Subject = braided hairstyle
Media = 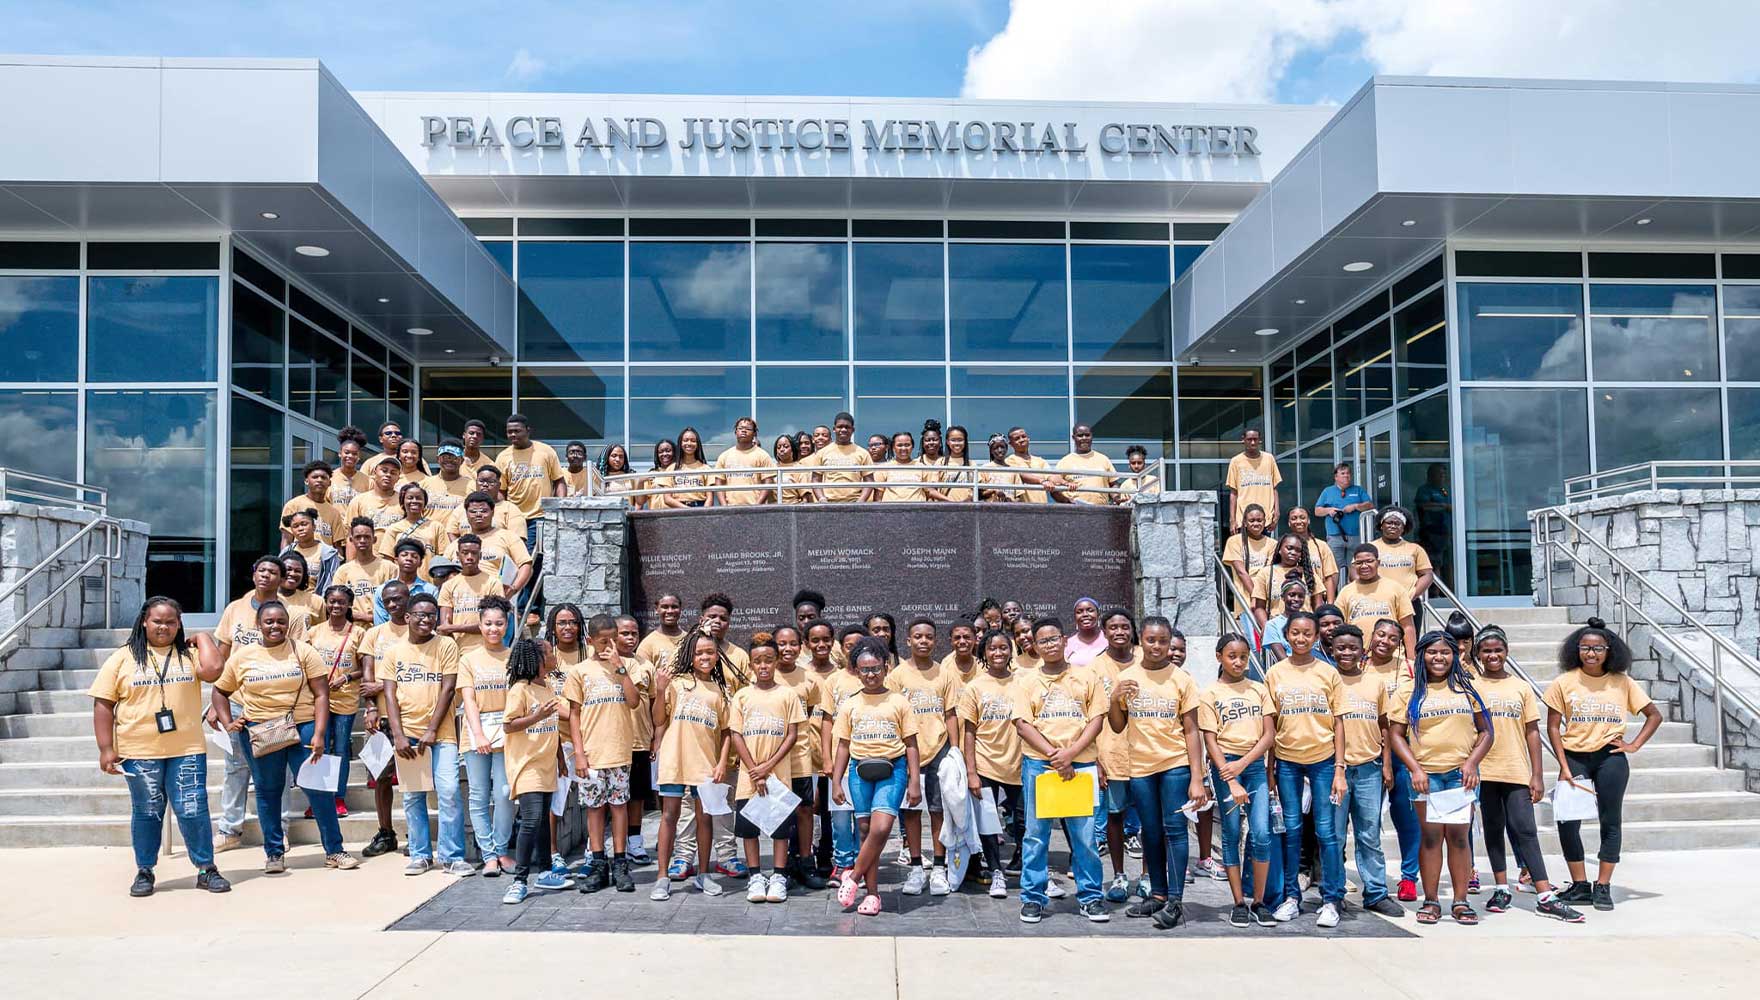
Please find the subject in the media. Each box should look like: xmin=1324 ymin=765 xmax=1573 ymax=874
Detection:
xmin=507 ymin=635 xmax=546 ymax=685
xmin=673 ymin=629 xmax=728 ymax=698
xmin=1273 ymin=532 xmax=1316 ymax=607
xmin=1405 ymin=630 xmax=1492 ymax=749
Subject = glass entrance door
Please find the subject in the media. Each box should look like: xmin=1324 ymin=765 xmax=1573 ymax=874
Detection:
xmin=1335 ymin=414 xmax=1398 ymax=540
xmin=288 ymin=421 xmax=329 ymax=498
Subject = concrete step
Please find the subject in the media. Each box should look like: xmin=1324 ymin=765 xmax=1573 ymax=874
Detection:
xmin=57 ymin=647 xmax=112 ymax=671
xmin=78 ymin=628 xmax=132 ymax=649
xmin=1374 ymin=818 xmax=1760 ymax=855
xmin=1623 ymin=765 xmax=1749 ymax=793
xmin=1534 ymin=790 xmax=1760 ymax=824
xmin=0 ymin=760 xmax=386 ymax=791
xmin=1616 ymin=742 xmax=1718 ymax=767
xmin=1492 ymin=623 xmax=1580 ymax=642
xmin=14 ymin=689 xmax=103 ymax=714
xmin=0 ymin=813 xmax=410 ymax=849
xmin=0 ymin=713 xmax=102 ymax=738
xmin=36 ymin=669 xmax=99 ymax=691
xmin=0 ymin=737 xmax=93 ymax=763
xmin=1463 ymin=606 xmax=1573 ymax=626
xmin=0 ymin=783 xmax=390 ymax=816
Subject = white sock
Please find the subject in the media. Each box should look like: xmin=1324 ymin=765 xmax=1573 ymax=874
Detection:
xmin=1539 ymin=889 xmax=1556 ymax=903
xmin=628 ymin=834 xmax=645 ymax=850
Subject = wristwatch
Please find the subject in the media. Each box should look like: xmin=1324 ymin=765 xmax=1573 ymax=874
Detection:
xmin=615 ymin=665 xmax=628 ymax=676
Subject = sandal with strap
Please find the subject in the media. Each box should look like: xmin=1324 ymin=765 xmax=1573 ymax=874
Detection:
xmin=1451 ymin=901 xmax=1480 ymax=925
xmin=1416 ymin=901 xmax=1442 ymax=924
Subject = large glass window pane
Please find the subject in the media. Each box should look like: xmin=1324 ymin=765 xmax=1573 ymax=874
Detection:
xmin=950 ymin=243 xmax=1067 ymax=361
xmin=288 ymin=320 xmax=341 ymax=420
xmin=629 ymin=242 xmax=750 ymax=362
xmin=1076 ymin=365 xmax=1171 ymax=461
xmin=230 ymin=284 xmax=283 ymax=402
xmin=1271 ymin=376 xmax=1296 ymax=452
xmin=755 ymin=242 xmax=846 ymax=361
xmin=420 ymin=367 xmax=511 ymax=446
xmin=1462 ymin=388 xmax=1588 ymax=597
xmin=0 ymin=390 xmax=76 ymax=484
xmin=227 ymin=392 xmax=283 ymax=600
xmin=1298 ymin=441 xmax=1336 ymax=523
xmin=1178 ymin=366 xmax=1261 ymax=459
xmin=1395 ymin=288 xmax=1447 ymax=399
xmin=950 ymin=366 xmax=1065 ymax=453
xmin=517 ymin=241 xmax=624 ymax=362
xmin=854 ymin=243 xmax=943 ymax=361
xmin=87 ymin=277 xmax=217 ymax=382
xmin=1334 ymin=320 xmax=1393 ymax=425
xmin=86 ymin=389 xmax=218 ymax=611
xmin=1397 ymin=393 xmax=1454 ymax=590
xmin=388 ymin=380 xmax=412 ymax=444
xmin=1724 ymin=286 xmax=1760 ymax=381
xmin=0 ymin=276 xmax=78 ymax=382
xmin=1589 ymin=284 xmax=1717 ymax=382
xmin=1594 ymin=387 xmax=1721 ymax=470
xmin=1296 ymin=358 xmax=1334 ymax=442
xmin=308 ymin=326 xmax=349 ymax=428
xmin=1727 ymin=389 xmax=1760 ymax=461
xmin=348 ymin=355 xmax=385 ymax=431
xmin=1458 ymin=283 xmax=1584 ymax=381
xmin=855 ymin=366 xmax=943 ymax=441
xmin=1071 ymin=244 xmax=1170 ymax=362
xmin=1173 ymin=244 xmax=1205 ymax=278
xmin=756 ymin=366 xmax=848 ymax=441
xmin=482 ymin=240 xmax=513 ymax=277
xmin=629 ymin=365 xmax=749 ymax=459
xmin=515 ymin=367 xmax=625 ymax=452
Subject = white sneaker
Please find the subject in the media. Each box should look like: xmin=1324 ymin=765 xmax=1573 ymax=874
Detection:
xmin=766 ymin=872 xmax=789 ymax=903
xmin=896 ymin=846 xmax=913 ymax=867
xmin=928 ymin=866 xmax=951 ymax=896
xmin=403 ymin=858 xmax=432 ymax=876
xmin=746 ymin=874 xmax=768 ymax=903
xmin=1274 ymin=898 xmax=1301 ymax=922
xmin=901 ymin=866 xmax=929 ymax=895
xmin=649 ymin=879 xmax=672 ymax=901
xmin=1316 ymin=902 xmax=1340 ymax=928
xmin=693 ymin=874 xmax=724 ymax=897
xmin=1047 ymin=879 xmax=1068 ymax=899
xmin=445 ymin=860 xmax=477 ymax=876
xmin=988 ymin=871 xmax=1008 ymax=898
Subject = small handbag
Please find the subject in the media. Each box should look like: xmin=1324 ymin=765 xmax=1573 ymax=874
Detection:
xmin=247 ymin=713 xmax=301 ymax=758
xmin=855 ymin=757 xmax=895 ymax=783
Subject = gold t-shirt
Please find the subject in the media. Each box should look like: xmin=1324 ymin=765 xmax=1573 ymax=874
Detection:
xmin=833 ymin=690 xmax=918 ymax=761
xmin=1055 ymin=450 xmax=1117 ymax=506
xmin=565 ymin=659 xmax=635 ymax=769
xmin=729 ymin=683 xmax=807 ymax=797
xmin=940 ymin=652 xmax=980 ymax=684
xmin=873 ymin=461 xmax=930 ymax=503
xmin=1116 ymin=661 xmax=1202 ymax=779
xmin=386 ymin=637 xmax=460 ymax=744
xmin=1225 ymin=452 xmax=1282 ymax=526
xmin=667 ymin=459 xmax=713 ymax=506
xmin=1015 ymin=667 xmax=1105 ymax=763
xmin=279 ymin=587 xmax=324 ymax=628
xmin=375 ymin=516 xmax=446 ymax=579
xmin=360 ymin=621 xmax=408 ymax=672
xmin=563 ymin=466 xmax=597 ymax=498
xmin=345 ymin=491 xmax=404 ymax=540
xmin=419 ymin=474 xmax=475 ymax=521
xmin=443 ymin=527 xmax=532 ymax=591
xmin=977 ymin=461 xmax=1020 ymax=501
xmin=1004 ymin=453 xmax=1054 ymax=504
xmin=497 ymin=441 xmax=564 ymax=518
xmin=1198 ymin=679 xmax=1273 ymax=758
xmin=956 ymin=672 xmax=1023 ymax=783
xmin=1222 ymin=533 xmax=1277 ymax=613
xmin=217 ymin=641 xmax=325 ymax=722
xmin=1542 ymin=669 xmax=1652 ymax=754
xmin=280 ymin=495 xmax=345 ymax=548
xmin=1476 ymin=673 xmax=1540 ymax=785
xmin=327 ymin=469 xmax=369 ymax=508
xmin=438 ymin=571 xmax=506 ymax=654
xmin=884 ymin=662 xmax=962 ymax=759
xmin=1251 ymin=564 xmax=1318 ymax=613
xmin=214 ymin=595 xmax=309 ymax=650
xmin=457 ymin=646 xmax=511 ymax=716
xmin=1084 ymin=654 xmax=1134 ymax=779
xmin=1372 ymin=538 xmax=1433 ymax=595
xmin=656 ymin=677 xmax=728 ymax=786
xmin=1335 ymin=669 xmax=1389 ymax=766
xmin=504 ymin=680 xmax=561 ymax=796
xmin=820 ymin=669 xmax=868 ymax=719
xmin=1265 ymin=658 xmax=1347 ymax=766
xmin=1407 ymin=680 xmax=1479 ymax=774
xmin=88 ymin=644 xmax=206 ymax=760
xmin=333 ymin=558 xmax=394 ymax=621
xmin=446 ymin=502 xmax=527 ymax=548
xmin=713 ymin=446 xmax=777 ymax=506
xmin=776 ymin=460 xmax=814 ymax=505
xmin=627 ymin=656 xmax=657 ymax=753
xmin=779 ymin=668 xmax=826 ymax=776
xmin=1336 ymin=576 xmax=1416 ymax=637
xmin=304 ymin=621 xmax=364 ymax=716
xmin=804 ymin=443 xmax=871 ymax=503
xmin=1303 ymin=536 xmax=1339 ymax=585
xmin=636 ymin=629 xmax=687 ymax=670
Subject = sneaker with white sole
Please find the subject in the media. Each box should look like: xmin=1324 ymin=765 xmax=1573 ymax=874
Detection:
xmin=901 ymin=866 xmax=928 ymax=895
xmin=928 ymin=866 xmax=950 ymax=896
xmin=404 ymin=858 xmax=433 ymax=876
xmin=502 ymin=881 xmax=529 ymax=904
xmin=649 ymin=879 xmax=672 ymax=901
xmin=746 ymin=875 xmax=768 ymax=902
xmin=445 ymin=860 xmax=477 ymax=876
xmin=694 ymin=874 xmax=724 ymax=897
xmin=1199 ymin=858 xmax=1228 ymax=881
xmin=532 ymin=870 xmax=571 ymax=891
xmin=766 ymin=872 xmax=789 ymax=903
xmin=1124 ymin=834 xmax=1143 ymax=859
xmin=1047 ymin=879 xmax=1067 ymax=899
xmin=1105 ymin=873 xmax=1132 ymax=902
xmin=1273 ymin=897 xmax=1300 ymax=922
xmin=896 ymin=847 xmax=913 ymax=867
xmin=325 ymin=852 xmax=361 ymax=870
xmin=988 ymin=871 xmax=1008 ymax=898
xmin=1080 ymin=900 xmax=1111 ymax=923
xmin=1316 ymin=902 xmax=1340 ymax=928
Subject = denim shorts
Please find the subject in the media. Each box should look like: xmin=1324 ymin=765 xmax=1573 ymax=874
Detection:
xmin=1104 ymin=774 xmax=1131 ymax=815
xmin=849 ymin=756 xmax=908 ymax=818
xmin=1417 ymin=767 xmax=1469 ymax=797
xmin=908 ymin=744 xmax=950 ymax=813
xmin=657 ymin=783 xmax=695 ymax=799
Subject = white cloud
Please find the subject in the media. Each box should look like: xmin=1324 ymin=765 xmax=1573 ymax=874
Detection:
xmin=504 ymin=48 xmax=548 ymax=83
xmin=963 ymin=0 xmax=1760 ymax=104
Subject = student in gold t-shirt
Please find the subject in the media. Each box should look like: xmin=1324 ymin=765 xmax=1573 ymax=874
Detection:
xmin=281 ymin=461 xmax=345 ymax=550
xmin=382 ymin=593 xmax=466 ymax=875
xmin=1337 ymin=543 xmax=1417 ymax=662
xmin=661 ymin=427 xmax=713 ymax=508
xmin=91 ymin=597 xmax=227 ymax=896
xmin=346 ymin=459 xmax=404 ymax=542
xmin=959 ymin=627 xmax=1024 ymax=895
xmin=1263 ymin=611 xmax=1349 ymax=926
xmin=889 ymin=618 xmax=963 ymax=895
xmin=276 ymin=550 xmax=325 ymax=628
xmin=650 ymin=630 xmax=732 ymax=901
xmin=306 ymin=585 xmax=364 ymax=815
xmin=458 ymin=596 xmax=515 ymax=876
xmin=806 ymin=412 xmax=874 ymax=504
xmin=1055 ymin=424 xmax=1118 ymax=505
xmin=1225 ymin=428 xmax=1281 ymax=530
xmin=713 ymin=417 xmax=778 ymax=506
xmin=419 ymin=440 xmax=475 ymax=523
xmin=1004 ymin=426 xmax=1071 ymax=504
xmin=1388 ymin=630 xmax=1492 ymax=925
xmin=497 ymin=413 xmax=565 ymax=523
xmin=437 ymin=535 xmax=506 ymax=654
xmin=376 ymin=485 xmax=446 ymax=583
xmin=562 ymin=440 xmax=600 ymax=498
xmin=1327 ymin=625 xmax=1406 ymax=919
xmin=328 ymin=430 xmax=369 ymax=508
xmin=500 ymin=634 xmax=566 ymax=902
xmin=771 ymin=625 xmax=827 ymax=890
xmin=1223 ymin=504 xmax=1277 ymax=618
xmin=333 ymin=518 xmax=393 ymax=622
xmin=941 ymin=621 xmax=979 ymax=682
xmin=446 ymin=467 xmax=528 ymax=546
xmin=773 ymin=435 xmax=813 ymax=505
xmin=445 ymin=492 xmax=534 ymax=596
xmin=1198 ymin=634 xmax=1276 ymax=923
xmin=566 ymin=614 xmax=643 ymax=894
xmin=394 ymin=439 xmax=428 ymax=490
xmin=830 ymin=637 xmax=921 ymax=917
xmin=614 ymin=614 xmax=659 ymax=865
xmin=728 ymin=633 xmax=806 ymax=902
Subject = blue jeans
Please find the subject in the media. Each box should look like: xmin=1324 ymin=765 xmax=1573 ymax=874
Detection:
xmin=1020 ymin=757 xmax=1103 ymax=907
xmin=1128 ymin=767 xmax=1192 ymax=901
xmin=464 ymin=749 xmax=513 ymax=857
xmin=1211 ymin=755 xmax=1272 ymax=869
xmin=250 ymin=724 xmax=344 ymax=857
xmin=1335 ymin=760 xmax=1389 ymax=905
xmin=325 ymin=713 xmax=356 ymax=797
xmin=848 ymin=756 xmax=908 ymax=818
xmin=404 ymin=740 xmax=465 ymax=863
xmin=122 ymin=753 xmax=214 ymax=870
xmin=1387 ymin=757 xmax=1421 ymax=882
xmin=1244 ymin=827 xmax=1287 ymax=907
xmin=1276 ymin=756 xmax=1343 ymax=905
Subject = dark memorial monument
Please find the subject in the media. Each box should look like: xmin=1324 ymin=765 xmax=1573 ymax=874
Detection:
xmin=626 ymin=503 xmax=1133 ymax=647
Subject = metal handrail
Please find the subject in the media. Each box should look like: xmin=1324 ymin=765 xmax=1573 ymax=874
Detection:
xmin=0 ymin=516 xmax=123 ymax=651
xmin=1563 ymin=460 xmax=1760 ymax=501
xmin=0 ymin=467 xmax=108 ymax=515
xmin=1533 ymin=503 xmax=1760 ymax=768
xmin=1212 ymin=551 xmax=1268 ymax=680
xmin=587 ymin=458 xmax=1170 ymax=505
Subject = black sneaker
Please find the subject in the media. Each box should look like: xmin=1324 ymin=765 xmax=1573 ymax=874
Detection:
xmin=791 ymin=860 xmax=828 ymax=891
xmin=1019 ymin=902 xmax=1044 ymax=924
xmin=610 ymin=858 xmax=635 ymax=893
xmin=1251 ymin=902 xmax=1279 ymax=926
xmin=578 ymin=859 xmax=608 ymax=893
xmin=1229 ymin=903 xmax=1251 ymax=927
xmin=196 ymin=867 xmax=232 ymax=893
xmin=1486 ymin=888 xmax=1512 ymax=913
xmin=1151 ymin=900 xmax=1185 ymax=929
xmin=129 ymin=868 xmax=155 ymax=897
xmin=1005 ymin=853 xmax=1023 ymax=876
xmin=362 ymin=829 xmax=398 ymax=858
xmin=1537 ymin=896 xmax=1587 ymax=923
xmin=1592 ymin=882 xmax=1615 ymax=911
xmin=1081 ymin=900 xmax=1111 ymax=923
xmin=1126 ymin=896 xmax=1165 ymax=918
xmin=1365 ymin=896 xmax=1405 ymax=917
xmin=1557 ymin=880 xmax=1593 ymax=903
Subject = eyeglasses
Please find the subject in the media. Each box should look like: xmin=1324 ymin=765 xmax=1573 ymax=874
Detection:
xmin=407 ymin=611 xmax=438 ymax=621
xmin=1578 ymin=644 xmax=1609 ymax=654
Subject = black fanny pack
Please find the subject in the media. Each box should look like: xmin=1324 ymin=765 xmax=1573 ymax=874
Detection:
xmin=855 ymin=758 xmax=895 ymax=783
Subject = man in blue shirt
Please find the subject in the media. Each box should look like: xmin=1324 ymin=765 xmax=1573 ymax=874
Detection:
xmin=1313 ymin=463 xmax=1373 ymax=573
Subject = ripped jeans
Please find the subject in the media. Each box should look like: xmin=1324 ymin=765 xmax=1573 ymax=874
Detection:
xmin=122 ymin=753 xmax=215 ymax=870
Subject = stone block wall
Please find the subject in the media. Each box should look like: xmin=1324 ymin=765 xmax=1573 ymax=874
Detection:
xmin=538 ymin=495 xmax=628 ymax=618
xmin=1132 ymin=490 xmax=1221 ymax=636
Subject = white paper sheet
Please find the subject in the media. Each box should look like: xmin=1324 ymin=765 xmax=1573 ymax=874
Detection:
xmin=976 ymin=788 xmax=1004 ymax=835
xmin=205 ymin=725 xmax=235 ymax=759
xmin=1424 ymin=786 xmax=1475 ymax=824
xmin=1180 ymin=798 xmax=1215 ymax=823
xmin=296 ymin=753 xmax=342 ymax=792
xmin=738 ymin=777 xmax=801 ymax=837
xmin=1550 ymin=778 xmax=1599 ymax=823
xmin=695 ymin=780 xmax=734 ymax=815
xmin=827 ymin=773 xmax=854 ymax=812
xmin=550 ymin=776 xmax=573 ymax=816
xmin=359 ymin=731 xmax=395 ymax=778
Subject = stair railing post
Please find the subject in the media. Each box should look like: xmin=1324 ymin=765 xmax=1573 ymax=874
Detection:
xmin=1713 ymin=642 xmax=1726 ymax=769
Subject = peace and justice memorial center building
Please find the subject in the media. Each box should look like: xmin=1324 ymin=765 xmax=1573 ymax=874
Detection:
xmin=3 ymin=55 xmax=1757 ymax=614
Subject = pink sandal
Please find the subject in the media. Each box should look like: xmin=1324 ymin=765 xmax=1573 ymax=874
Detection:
xmin=837 ymin=872 xmax=860 ymax=908
xmin=857 ymin=894 xmax=883 ymax=916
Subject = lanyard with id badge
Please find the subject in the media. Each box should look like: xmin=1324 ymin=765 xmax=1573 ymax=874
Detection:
xmin=147 ymin=652 xmax=179 ymax=734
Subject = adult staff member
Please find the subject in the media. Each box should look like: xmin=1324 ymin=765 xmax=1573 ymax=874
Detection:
xmin=1313 ymin=463 xmax=1373 ymax=570
xmin=1225 ymin=429 xmax=1281 ymax=531
xmin=92 ymin=597 xmax=228 ymax=897
xmin=1055 ymin=424 xmax=1117 ymax=505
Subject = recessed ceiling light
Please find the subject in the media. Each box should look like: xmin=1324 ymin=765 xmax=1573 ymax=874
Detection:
xmin=1636 ymin=217 xmax=1652 ymax=225
xmin=1254 ymin=327 xmax=1279 ymax=336
xmin=377 ymin=297 xmax=391 ymax=304
xmin=1400 ymin=219 xmax=1416 ymax=227
xmin=1227 ymin=348 xmax=1238 ymax=353
xmin=1293 ymin=298 xmax=1307 ymax=305
xmin=444 ymin=348 xmax=456 ymax=354
xmin=407 ymin=327 xmax=433 ymax=336
xmin=294 ymin=245 xmax=329 ymax=257
xmin=260 ymin=211 xmax=279 ymax=220
xmin=1343 ymin=261 xmax=1374 ymax=272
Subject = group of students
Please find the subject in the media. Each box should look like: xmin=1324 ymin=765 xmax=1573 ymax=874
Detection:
xmin=93 ymin=573 xmax=1658 ymax=929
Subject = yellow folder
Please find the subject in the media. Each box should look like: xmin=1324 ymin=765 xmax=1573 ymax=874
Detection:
xmin=1033 ymin=769 xmax=1098 ymax=819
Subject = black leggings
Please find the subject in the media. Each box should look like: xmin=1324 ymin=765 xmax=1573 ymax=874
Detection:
xmin=979 ymin=777 xmax=1023 ymax=872
xmin=1479 ymin=780 xmax=1549 ymax=883
xmin=1557 ymin=745 xmax=1630 ymax=865
xmin=512 ymin=790 xmax=553 ymax=882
